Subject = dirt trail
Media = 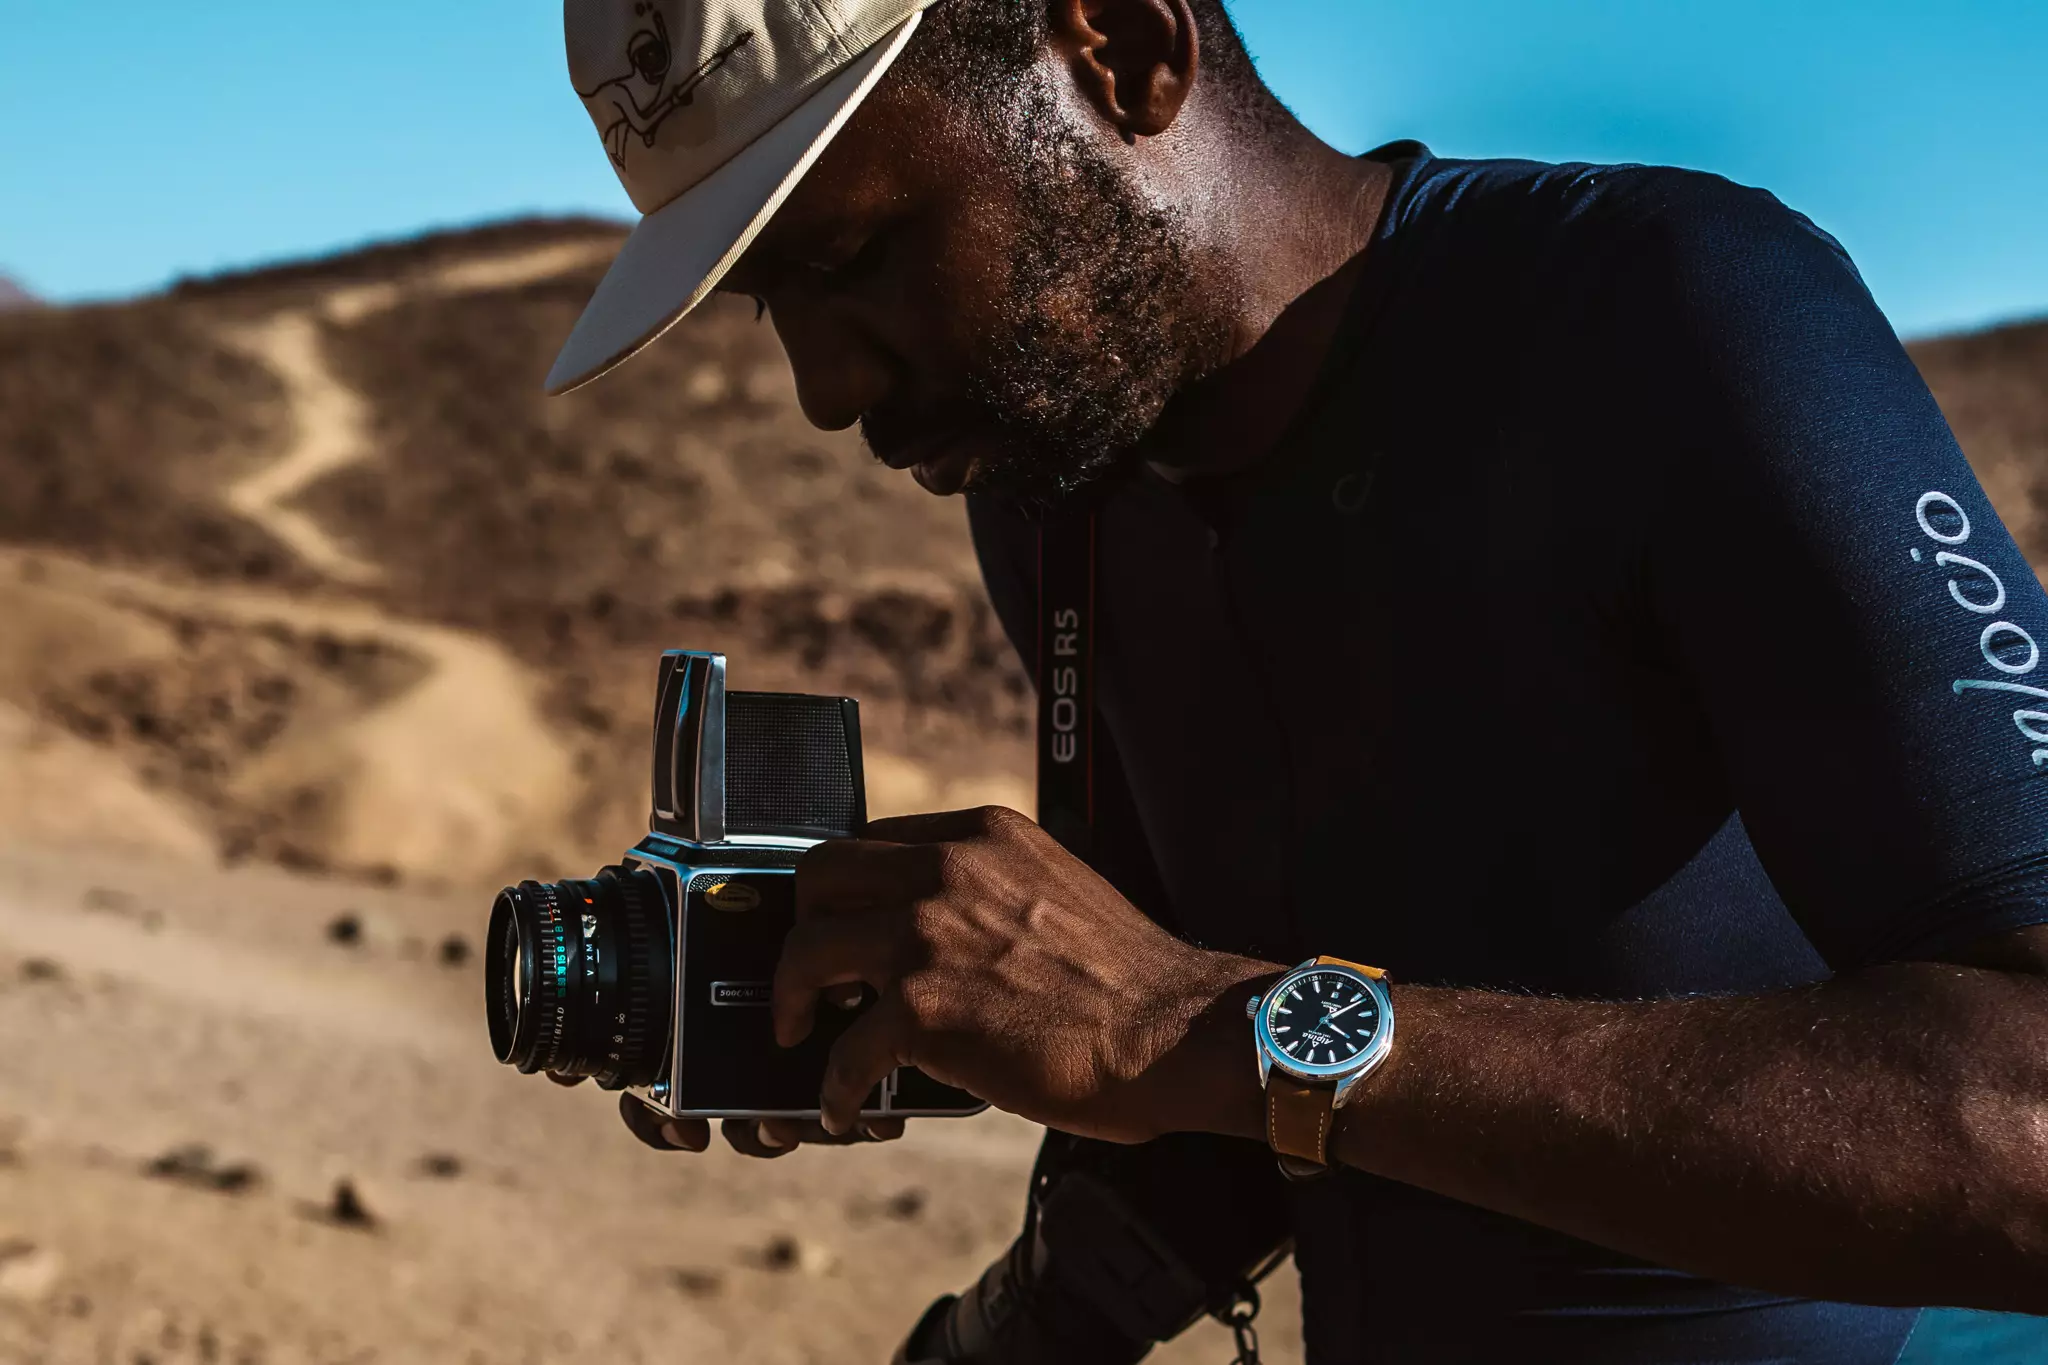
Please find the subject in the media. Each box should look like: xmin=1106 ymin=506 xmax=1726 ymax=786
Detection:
xmin=222 ymin=312 xmax=383 ymax=585
xmin=222 ymin=241 xmax=617 ymax=588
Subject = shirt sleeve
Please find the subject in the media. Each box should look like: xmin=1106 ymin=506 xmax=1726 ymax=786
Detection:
xmin=1612 ymin=174 xmax=2048 ymax=968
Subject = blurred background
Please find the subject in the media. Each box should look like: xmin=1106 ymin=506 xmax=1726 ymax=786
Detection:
xmin=0 ymin=1 xmax=2042 ymax=1361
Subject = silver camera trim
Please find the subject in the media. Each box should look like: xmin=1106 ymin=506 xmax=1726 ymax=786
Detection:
xmin=651 ymin=650 xmax=726 ymax=844
xmin=630 ymin=654 xmax=982 ymax=1119
xmin=621 ymin=838 xmax=986 ymax=1122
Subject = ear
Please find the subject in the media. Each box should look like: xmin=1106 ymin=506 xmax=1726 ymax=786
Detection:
xmin=1050 ymin=0 xmax=1198 ymax=140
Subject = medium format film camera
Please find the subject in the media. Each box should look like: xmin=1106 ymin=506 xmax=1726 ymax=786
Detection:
xmin=484 ymin=650 xmax=984 ymax=1121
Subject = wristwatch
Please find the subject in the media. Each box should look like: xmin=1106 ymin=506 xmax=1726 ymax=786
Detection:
xmin=1247 ymin=956 xmax=1394 ymax=1177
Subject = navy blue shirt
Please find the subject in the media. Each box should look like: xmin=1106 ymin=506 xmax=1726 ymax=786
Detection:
xmin=968 ymin=147 xmax=2048 ymax=1363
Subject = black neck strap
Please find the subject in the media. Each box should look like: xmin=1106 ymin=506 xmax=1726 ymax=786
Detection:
xmin=1028 ymin=153 xmax=1416 ymax=863
xmin=1036 ymin=512 xmax=1096 ymax=857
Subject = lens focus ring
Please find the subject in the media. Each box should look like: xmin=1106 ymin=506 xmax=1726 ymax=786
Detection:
xmin=599 ymin=868 xmax=663 ymax=1090
xmin=486 ymin=867 xmax=672 ymax=1088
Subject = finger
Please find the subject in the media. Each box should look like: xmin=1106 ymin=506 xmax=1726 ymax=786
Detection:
xmin=773 ymin=906 xmax=901 ymax=1047
xmin=819 ymin=993 xmax=913 ymax=1136
xmin=759 ymin=1117 xmax=806 ymax=1151
xmin=860 ymin=807 xmax=1020 ymax=846
xmin=721 ymin=1117 xmax=799 ymax=1160
xmin=546 ymin=1072 xmax=587 ymax=1087
xmin=764 ymin=1117 xmax=908 ymax=1147
xmin=618 ymin=1093 xmax=708 ymax=1152
xmin=799 ymin=1116 xmax=906 ymax=1144
xmin=796 ymin=839 xmax=928 ymax=919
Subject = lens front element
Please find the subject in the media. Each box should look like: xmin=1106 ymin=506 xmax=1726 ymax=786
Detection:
xmin=485 ymin=866 xmax=672 ymax=1088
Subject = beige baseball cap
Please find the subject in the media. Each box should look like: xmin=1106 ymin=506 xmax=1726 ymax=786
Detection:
xmin=547 ymin=0 xmax=934 ymax=395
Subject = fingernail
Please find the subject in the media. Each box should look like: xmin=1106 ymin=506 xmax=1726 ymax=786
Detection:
xmin=659 ymin=1121 xmax=700 ymax=1151
xmin=756 ymin=1121 xmax=788 ymax=1149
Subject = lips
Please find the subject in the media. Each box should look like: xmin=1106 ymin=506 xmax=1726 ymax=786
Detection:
xmin=911 ymin=446 xmax=977 ymax=496
xmin=875 ymin=424 xmax=959 ymax=469
xmin=870 ymin=424 xmax=981 ymax=496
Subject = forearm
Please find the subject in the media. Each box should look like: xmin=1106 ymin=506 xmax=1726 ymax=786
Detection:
xmin=1178 ymin=961 xmax=2048 ymax=1310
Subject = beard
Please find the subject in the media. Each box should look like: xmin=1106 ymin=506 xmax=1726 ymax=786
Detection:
xmin=863 ymin=82 xmax=1229 ymax=515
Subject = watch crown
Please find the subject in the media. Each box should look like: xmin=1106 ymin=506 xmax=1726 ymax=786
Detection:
xmin=1246 ymin=994 xmax=1261 ymax=1018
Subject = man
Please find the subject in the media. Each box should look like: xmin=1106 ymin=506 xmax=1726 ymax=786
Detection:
xmin=546 ymin=0 xmax=2048 ymax=1359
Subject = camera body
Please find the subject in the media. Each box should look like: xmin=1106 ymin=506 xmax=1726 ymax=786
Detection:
xmin=486 ymin=650 xmax=983 ymax=1121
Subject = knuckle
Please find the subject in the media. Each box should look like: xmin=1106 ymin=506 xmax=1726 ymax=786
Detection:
xmin=898 ymin=975 xmax=945 ymax=1032
xmin=824 ymin=1048 xmax=868 ymax=1097
xmin=977 ymin=804 xmax=1025 ymax=835
xmin=930 ymin=840 xmax=975 ymax=892
xmin=902 ymin=901 xmax=948 ymax=965
xmin=920 ymin=838 xmax=957 ymax=878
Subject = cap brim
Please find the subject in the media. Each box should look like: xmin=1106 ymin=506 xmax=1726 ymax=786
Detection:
xmin=545 ymin=11 xmax=922 ymax=396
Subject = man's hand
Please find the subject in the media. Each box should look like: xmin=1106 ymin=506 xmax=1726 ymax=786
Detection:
xmin=615 ymin=1091 xmax=906 ymax=1157
xmin=554 ymin=1075 xmax=909 ymax=1159
xmin=779 ymin=806 xmax=1273 ymax=1140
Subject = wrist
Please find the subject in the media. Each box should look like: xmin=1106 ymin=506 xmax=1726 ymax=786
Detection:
xmin=1322 ymin=981 xmax=1423 ymax=1158
xmin=1243 ymin=957 xmax=1405 ymax=1172
xmin=1142 ymin=952 xmax=1282 ymax=1141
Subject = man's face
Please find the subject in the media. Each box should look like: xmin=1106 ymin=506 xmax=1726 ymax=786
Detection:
xmin=717 ymin=57 xmax=1223 ymax=511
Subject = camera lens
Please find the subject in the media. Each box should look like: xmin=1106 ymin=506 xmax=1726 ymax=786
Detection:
xmin=485 ymin=865 xmax=673 ymax=1089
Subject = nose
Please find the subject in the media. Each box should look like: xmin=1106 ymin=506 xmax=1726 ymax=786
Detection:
xmin=764 ymin=292 xmax=893 ymax=433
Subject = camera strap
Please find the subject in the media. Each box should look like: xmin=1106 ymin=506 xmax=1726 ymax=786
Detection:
xmin=1035 ymin=511 xmax=1097 ymax=858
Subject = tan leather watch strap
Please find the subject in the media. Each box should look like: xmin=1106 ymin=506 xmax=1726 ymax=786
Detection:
xmin=1266 ymin=1074 xmax=1335 ymax=1165
xmin=1263 ymin=958 xmax=1389 ymax=1168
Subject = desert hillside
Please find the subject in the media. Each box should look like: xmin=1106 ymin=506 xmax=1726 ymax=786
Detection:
xmin=0 ymin=221 xmax=1032 ymax=892
xmin=1909 ymin=316 xmax=2048 ymax=559
xmin=2 ymin=226 xmax=2042 ymax=891
xmin=0 ymin=223 xmax=1143 ymax=1365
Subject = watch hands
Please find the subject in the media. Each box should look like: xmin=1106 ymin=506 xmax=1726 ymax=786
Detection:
xmin=1325 ymin=997 xmax=1367 ymax=1020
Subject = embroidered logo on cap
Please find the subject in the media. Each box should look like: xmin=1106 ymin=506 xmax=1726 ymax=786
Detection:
xmin=576 ymin=4 xmax=755 ymax=168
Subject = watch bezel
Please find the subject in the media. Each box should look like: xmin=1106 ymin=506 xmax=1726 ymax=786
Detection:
xmin=1254 ymin=961 xmax=1394 ymax=1084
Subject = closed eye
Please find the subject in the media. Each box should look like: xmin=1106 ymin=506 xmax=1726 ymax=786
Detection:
xmin=721 ymin=218 xmax=894 ymax=300
xmin=801 ymin=229 xmax=887 ymax=286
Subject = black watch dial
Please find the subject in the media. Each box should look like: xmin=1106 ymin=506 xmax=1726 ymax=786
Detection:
xmin=1267 ymin=970 xmax=1380 ymax=1069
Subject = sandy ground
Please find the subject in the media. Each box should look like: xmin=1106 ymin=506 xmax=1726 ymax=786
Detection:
xmin=0 ymin=838 xmax=1300 ymax=1364
xmin=0 ymin=548 xmax=582 ymax=887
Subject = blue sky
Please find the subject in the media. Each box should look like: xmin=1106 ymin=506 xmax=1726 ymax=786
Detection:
xmin=1 ymin=0 xmax=2043 ymax=337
